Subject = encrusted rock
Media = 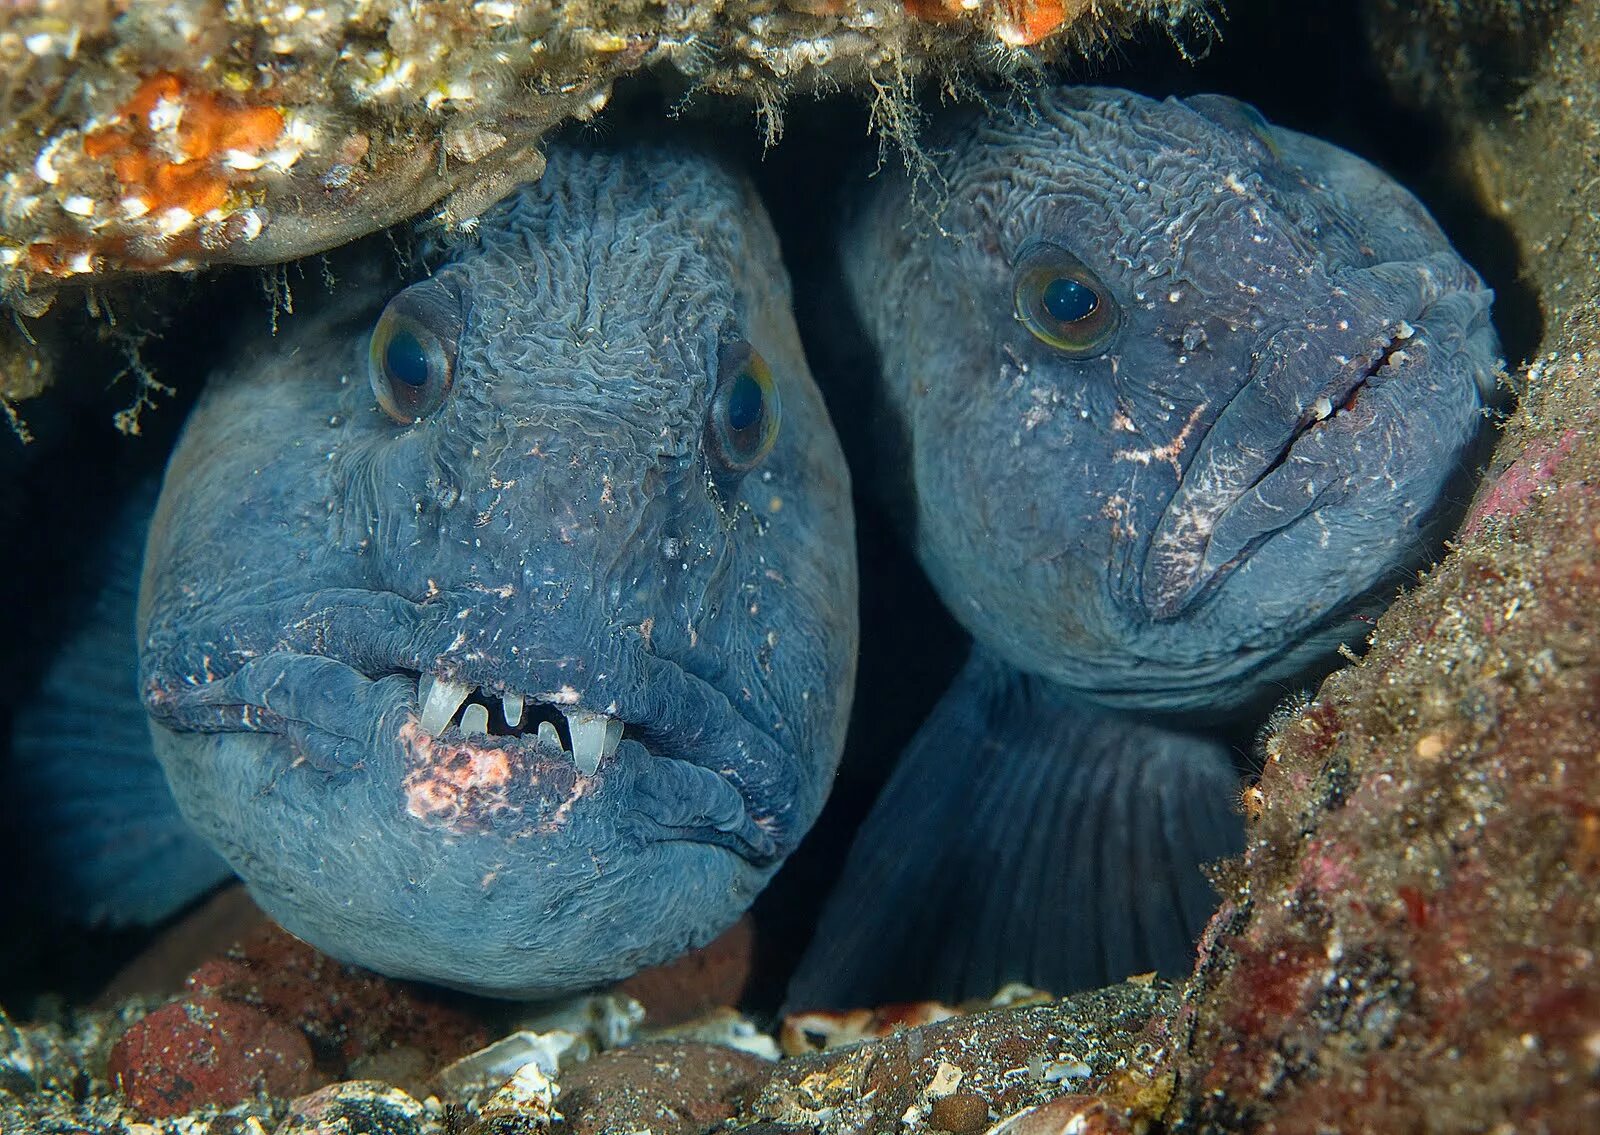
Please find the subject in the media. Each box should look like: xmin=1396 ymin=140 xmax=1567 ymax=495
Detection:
xmin=277 ymin=1079 xmax=438 ymax=1135
xmin=0 ymin=0 xmax=1203 ymax=320
xmin=555 ymin=1041 xmax=771 ymax=1135
xmin=108 ymin=995 xmax=315 ymax=1118
xmin=747 ymin=983 xmax=1175 ymax=1135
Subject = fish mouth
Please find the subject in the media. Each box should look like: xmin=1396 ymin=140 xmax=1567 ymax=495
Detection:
xmin=413 ymin=673 xmax=629 ymax=778
xmin=1139 ymin=316 xmax=1429 ymax=620
xmin=392 ymin=664 xmax=780 ymax=863
xmin=141 ymin=595 xmax=792 ymax=868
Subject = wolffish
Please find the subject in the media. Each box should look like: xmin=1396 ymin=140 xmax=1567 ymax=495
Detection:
xmin=790 ymin=87 xmax=1499 ymax=1007
xmin=18 ymin=145 xmax=859 ymax=998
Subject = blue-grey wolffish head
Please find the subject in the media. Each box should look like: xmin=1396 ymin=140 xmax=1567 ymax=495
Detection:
xmin=138 ymin=146 xmax=859 ymax=997
xmin=847 ymin=87 xmax=1499 ymax=712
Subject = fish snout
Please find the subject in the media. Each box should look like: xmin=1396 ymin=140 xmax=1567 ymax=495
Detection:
xmin=1139 ymin=265 xmax=1495 ymax=624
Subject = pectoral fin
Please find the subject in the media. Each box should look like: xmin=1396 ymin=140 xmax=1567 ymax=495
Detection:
xmin=10 ymin=487 xmax=231 ymax=926
xmin=786 ymin=649 xmax=1244 ymax=1009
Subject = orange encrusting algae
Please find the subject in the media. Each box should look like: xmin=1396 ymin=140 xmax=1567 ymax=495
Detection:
xmin=899 ymin=0 xmax=1082 ymax=45
xmin=995 ymin=0 xmax=1080 ymax=46
xmin=901 ymin=0 xmax=967 ymax=25
xmin=82 ymin=72 xmax=285 ymax=220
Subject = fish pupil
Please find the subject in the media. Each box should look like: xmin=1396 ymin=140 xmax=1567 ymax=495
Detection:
xmin=385 ymin=327 xmax=431 ymax=387
xmin=1042 ymin=278 xmax=1097 ymax=324
xmin=727 ymin=372 xmax=765 ymax=435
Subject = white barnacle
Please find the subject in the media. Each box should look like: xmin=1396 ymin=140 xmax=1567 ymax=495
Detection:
xmin=34 ymin=135 xmax=67 ymax=185
xmin=222 ymin=149 xmax=266 ymax=171
xmin=157 ymin=206 xmax=196 ymax=235
xmin=148 ymin=94 xmax=185 ymax=136
xmin=236 ymin=208 xmax=265 ymax=242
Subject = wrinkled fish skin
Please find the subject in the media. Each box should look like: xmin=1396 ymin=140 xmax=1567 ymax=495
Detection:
xmin=786 ymin=87 xmax=1500 ymax=1007
xmin=137 ymin=145 xmax=858 ymax=998
xmin=851 ymin=87 xmax=1499 ymax=715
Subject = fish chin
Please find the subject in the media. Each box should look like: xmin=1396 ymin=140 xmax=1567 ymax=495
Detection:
xmin=150 ymin=661 xmax=777 ymax=997
xmin=142 ymin=600 xmax=799 ymax=996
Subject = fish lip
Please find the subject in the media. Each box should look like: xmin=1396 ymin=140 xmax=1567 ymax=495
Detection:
xmin=387 ymin=652 xmax=791 ymax=864
xmin=1136 ymin=312 xmax=1432 ymax=621
xmin=144 ymin=603 xmax=795 ymax=867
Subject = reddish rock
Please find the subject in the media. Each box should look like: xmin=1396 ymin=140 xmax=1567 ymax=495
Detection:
xmin=184 ymin=921 xmax=490 ymax=1081
xmin=617 ymin=916 xmax=756 ymax=1027
xmin=555 ymin=1041 xmax=770 ymax=1135
xmin=108 ymin=995 xmax=314 ymax=1118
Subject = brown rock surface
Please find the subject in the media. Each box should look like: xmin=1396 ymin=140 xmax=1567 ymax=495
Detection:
xmin=745 ymin=983 xmax=1176 ymax=1134
xmin=1160 ymin=1 xmax=1600 ymax=1130
xmin=108 ymin=994 xmax=315 ymax=1117
xmin=555 ymin=1041 xmax=771 ymax=1135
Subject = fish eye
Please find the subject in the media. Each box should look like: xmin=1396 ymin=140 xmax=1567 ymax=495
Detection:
xmin=1012 ymin=243 xmax=1120 ymax=358
xmin=368 ymin=283 xmax=463 ymax=424
xmin=707 ymin=340 xmax=781 ymax=474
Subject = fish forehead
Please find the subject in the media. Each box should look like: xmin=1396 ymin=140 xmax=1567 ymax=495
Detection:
xmin=437 ymin=147 xmax=762 ymax=443
xmin=939 ymin=89 xmax=1339 ymax=313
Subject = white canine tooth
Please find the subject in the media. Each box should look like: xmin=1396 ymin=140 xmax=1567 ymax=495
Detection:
xmin=461 ymin=703 xmax=490 ymax=735
xmin=566 ymin=709 xmax=618 ymax=776
xmin=419 ymin=675 xmax=474 ymax=734
xmin=501 ymin=693 xmax=524 ymax=729
xmin=1311 ymin=395 xmax=1333 ymax=422
xmin=537 ymin=721 xmax=561 ymax=749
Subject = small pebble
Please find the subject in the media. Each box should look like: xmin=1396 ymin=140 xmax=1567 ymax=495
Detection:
xmin=930 ymin=1091 xmax=991 ymax=1133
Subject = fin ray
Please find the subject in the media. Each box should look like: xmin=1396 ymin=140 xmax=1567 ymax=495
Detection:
xmin=10 ymin=487 xmax=231 ymax=926
xmin=787 ymin=649 xmax=1245 ymax=1009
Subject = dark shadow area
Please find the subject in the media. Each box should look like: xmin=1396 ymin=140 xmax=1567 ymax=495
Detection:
xmin=0 ymin=263 xmax=349 ymax=1013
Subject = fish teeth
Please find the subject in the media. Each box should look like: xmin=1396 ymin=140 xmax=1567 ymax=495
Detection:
xmin=460 ymin=703 xmax=490 ymax=735
xmin=419 ymin=675 xmax=474 ymax=735
xmin=420 ymin=677 xmax=623 ymax=772
xmin=565 ymin=709 xmax=622 ymax=776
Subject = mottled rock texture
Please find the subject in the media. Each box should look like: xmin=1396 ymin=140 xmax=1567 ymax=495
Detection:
xmin=1160 ymin=1 xmax=1600 ymax=1131
xmin=746 ymin=984 xmax=1175 ymax=1134
xmin=108 ymin=921 xmax=490 ymax=1115
xmin=555 ymin=1041 xmax=770 ymax=1135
